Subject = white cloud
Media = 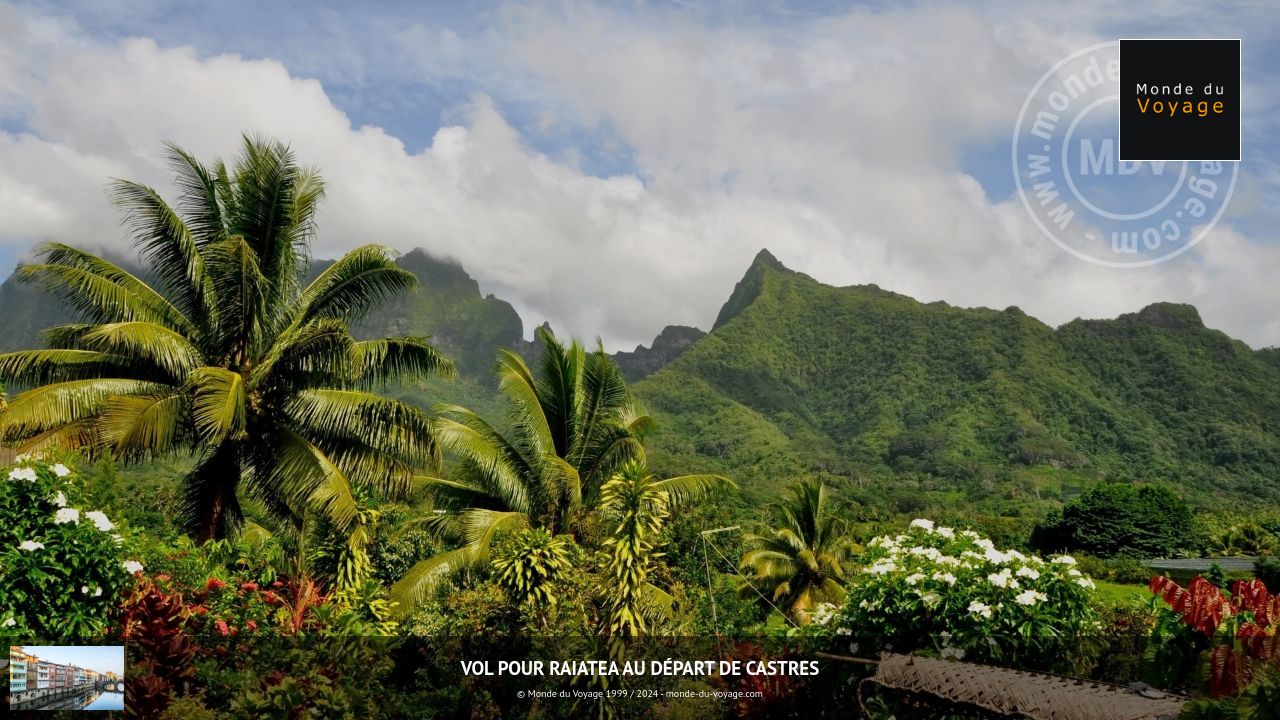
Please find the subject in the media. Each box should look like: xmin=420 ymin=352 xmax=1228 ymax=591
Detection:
xmin=0 ymin=1 xmax=1278 ymax=351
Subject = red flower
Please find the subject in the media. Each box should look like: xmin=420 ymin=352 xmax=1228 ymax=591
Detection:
xmin=245 ymin=620 xmax=258 ymax=631
xmin=154 ymin=574 xmax=171 ymax=582
xmin=240 ymin=581 xmax=259 ymax=592
xmin=271 ymin=581 xmax=284 ymax=589
xmin=205 ymin=577 xmax=226 ymax=592
xmin=215 ymin=620 xmax=229 ymax=637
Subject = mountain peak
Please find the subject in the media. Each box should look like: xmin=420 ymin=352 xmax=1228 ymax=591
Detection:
xmin=712 ymin=249 xmax=791 ymax=330
xmin=1131 ymin=302 xmax=1204 ymax=330
xmin=750 ymin=248 xmax=787 ymax=272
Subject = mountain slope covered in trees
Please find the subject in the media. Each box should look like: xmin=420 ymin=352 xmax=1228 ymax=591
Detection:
xmin=633 ymin=250 xmax=1280 ymax=511
xmin=2 ymin=246 xmax=1276 ymax=514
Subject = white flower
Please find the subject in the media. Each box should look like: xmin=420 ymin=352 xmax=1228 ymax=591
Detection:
xmin=81 ymin=585 xmax=90 ymax=594
xmin=2 ymin=617 xmax=14 ymax=627
xmin=967 ymin=601 xmax=993 ymax=618
xmin=941 ymin=646 xmax=966 ymax=660
xmin=960 ymin=530 xmax=980 ymax=538
xmin=93 ymin=587 xmax=102 ymax=597
xmin=1067 ymin=568 xmax=1082 ymax=577
xmin=905 ymin=573 xmax=926 ymax=586
xmin=18 ymin=541 xmax=44 ymax=551
xmin=909 ymin=518 xmax=935 ymax=532
xmin=1015 ymin=589 xmax=1048 ymax=606
xmin=84 ymin=510 xmax=115 ymax=532
xmin=111 ymin=534 xmax=123 ymax=545
xmin=1006 ymin=550 xmax=1026 ymax=562
xmin=866 ymin=560 xmax=898 ymax=575
xmin=53 ymin=508 xmax=80 ymax=524
xmin=936 ymin=527 xmax=955 ymax=539
xmin=987 ymin=570 xmax=1019 ymax=589
xmin=121 ymin=560 xmax=144 ymax=574
xmin=1051 ymin=555 xmax=1077 ymax=566
xmin=8 ymin=467 xmax=37 ymax=482
xmin=932 ymin=572 xmax=957 ymax=585
xmin=51 ymin=491 xmax=67 ymax=507
xmin=1076 ymin=577 xmax=1096 ymax=590
xmin=983 ymin=547 xmax=1009 ymax=564
xmin=920 ymin=591 xmax=941 ymax=608
xmin=974 ymin=539 xmax=996 ymax=551
xmin=835 ymin=627 xmax=852 ymax=636
xmin=14 ymin=453 xmax=31 ymax=463
xmin=1015 ymin=567 xmax=1040 ymax=580
xmin=52 ymin=464 xmax=71 ymax=478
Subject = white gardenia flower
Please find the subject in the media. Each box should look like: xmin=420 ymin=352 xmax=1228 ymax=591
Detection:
xmin=18 ymin=540 xmax=45 ymax=551
xmin=121 ymin=560 xmax=144 ymax=574
xmin=1015 ymin=567 xmax=1040 ymax=580
xmin=52 ymin=464 xmax=71 ymax=478
xmin=52 ymin=491 xmax=67 ymax=507
xmin=835 ymin=627 xmax=852 ymax=636
xmin=1052 ymin=555 xmax=1077 ymax=566
xmin=974 ymin=538 xmax=996 ymax=551
xmin=93 ymin=587 xmax=102 ymax=597
xmin=866 ymin=560 xmax=898 ymax=575
xmin=53 ymin=508 xmax=80 ymax=525
xmin=987 ymin=570 xmax=1019 ymax=589
xmin=936 ymin=527 xmax=955 ymax=539
xmin=8 ymin=467 xmax=37 ymax=482
xmin=80 ymin=585 xmax=90 ymax=594
xmin=909 ymin=518 xmax=935 ymax=532
xmin=933 ymin=572 xmax=957 ymax=585
xmin=920 ymin=591 xmax=942 ymax=608
xmin=967 ymin=601 xmax=993 ymax=618
xmin=84 ymin=510 xmax=115 ymax=532
xmin=905 ymin=573 xmax=926 ymax=586
xmin=1076 ymin=577 xmax=1097 ymax=590
xmin=1015 ymin=589 xmax=1048 ymax=606
xmin=984 ymin=548 xmax=1009 ymax=565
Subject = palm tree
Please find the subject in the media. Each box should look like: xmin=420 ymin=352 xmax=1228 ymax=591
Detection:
xmin=599 ymin=459 xmax=679 ymax=636
xmin=0 ymin=137 xmax=453 ymax=541
xmin=738 ymin=478 xmax=851 ymax=624
xmin=391 ymin=327 xmax=728 ymax=611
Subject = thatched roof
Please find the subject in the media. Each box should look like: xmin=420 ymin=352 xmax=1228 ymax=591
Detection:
xmin=871 ymin=654 xmax=1186 ymax=720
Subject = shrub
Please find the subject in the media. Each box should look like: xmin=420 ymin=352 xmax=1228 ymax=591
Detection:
xmin=1031 ymin=483 xmax=1198 ymax=558
xmin=1255 ymin=556 xmax=1280 ymax=590
xmin=0 ymin=457 xmax=142 ymax=638
xmin=819 ymin=519 xmax=1100 ymax=673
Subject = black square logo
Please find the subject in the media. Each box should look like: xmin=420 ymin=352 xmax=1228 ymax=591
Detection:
xmin=1120 ymin=39 xmax=1240 ymax=161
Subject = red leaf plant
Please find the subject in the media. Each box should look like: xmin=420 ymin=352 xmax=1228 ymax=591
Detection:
xmin=1151 ymin=575 xmax=1279 ymax=697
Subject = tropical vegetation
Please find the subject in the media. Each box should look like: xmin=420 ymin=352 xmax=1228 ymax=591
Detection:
xmin=0 ymin=137 xmax=452 ymax=543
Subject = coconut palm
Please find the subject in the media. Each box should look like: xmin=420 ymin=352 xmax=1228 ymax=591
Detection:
xmin=391 ymin=327 xmax=728 ymax=611
xmin=738 ymin=478 xmax=851 ymax=624
xmin=0 ymin=137 xmax=453 ymax=541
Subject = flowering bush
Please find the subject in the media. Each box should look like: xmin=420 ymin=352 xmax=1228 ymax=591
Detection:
xmin=0 ymin=457 xmax=142 ymax=638
xmin=817 ymin=519 xmax=1099 ymax=672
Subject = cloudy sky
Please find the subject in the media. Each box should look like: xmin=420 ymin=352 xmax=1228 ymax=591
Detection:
xmin=1 ymin=0 xmax=1277 ymax=350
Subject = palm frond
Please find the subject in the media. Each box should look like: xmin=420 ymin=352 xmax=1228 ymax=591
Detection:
xmin=293 ymin=245 xmax=417 ymax=325
xmin=0 ymin=378 xmax=168 ymax=443
xmin=186 ymin=367 xmax=246 ymax=445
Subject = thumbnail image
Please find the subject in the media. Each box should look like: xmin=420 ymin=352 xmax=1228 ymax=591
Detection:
xmin=8 ymin=646 xmax=124 ymax=711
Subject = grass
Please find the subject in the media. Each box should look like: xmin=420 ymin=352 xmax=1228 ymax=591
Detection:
xmin=1094 ymin=580 xmax=1149 ymax=607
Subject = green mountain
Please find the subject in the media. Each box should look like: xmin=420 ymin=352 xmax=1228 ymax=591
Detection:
xmin=632 ymin=250 xmax=1280 ymax=513
xmin=3 ymin=244 xmax=1278 ymax=518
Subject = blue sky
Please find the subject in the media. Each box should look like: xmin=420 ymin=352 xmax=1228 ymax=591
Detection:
xmin=15 ymin=645 xmax=124 ymax=675
xmin=1 ymin=0 xmax=1278 ymax=348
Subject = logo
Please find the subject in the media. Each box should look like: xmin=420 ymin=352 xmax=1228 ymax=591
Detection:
xmin=1012 ymin=41 xmax=1238 ymax=268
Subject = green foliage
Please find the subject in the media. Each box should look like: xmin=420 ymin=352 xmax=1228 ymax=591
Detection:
xmin=598 ymin=460 xmax=674 ymax=636
xmin=827 ymin=522 xmax=1100 ymax=673
xmin=0 ymin=137 xmax=453 ymax=542
xmin=492 ymin=527 xmax=577 ymax=624
xmin=738 ymin=478 xmax=852 ymax=624
xmin=1255 ymin=556 xmax=1280 ymax=589
xmin=633 ymin=252 xmax=1280 ymax=510
xmin=393 ymin=328 xmax=729 ymax=614
xmin=1031 ymin=483 xmax=1198 ymax=558
xmin=0 ymin=457 xmax=140 ymax=638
